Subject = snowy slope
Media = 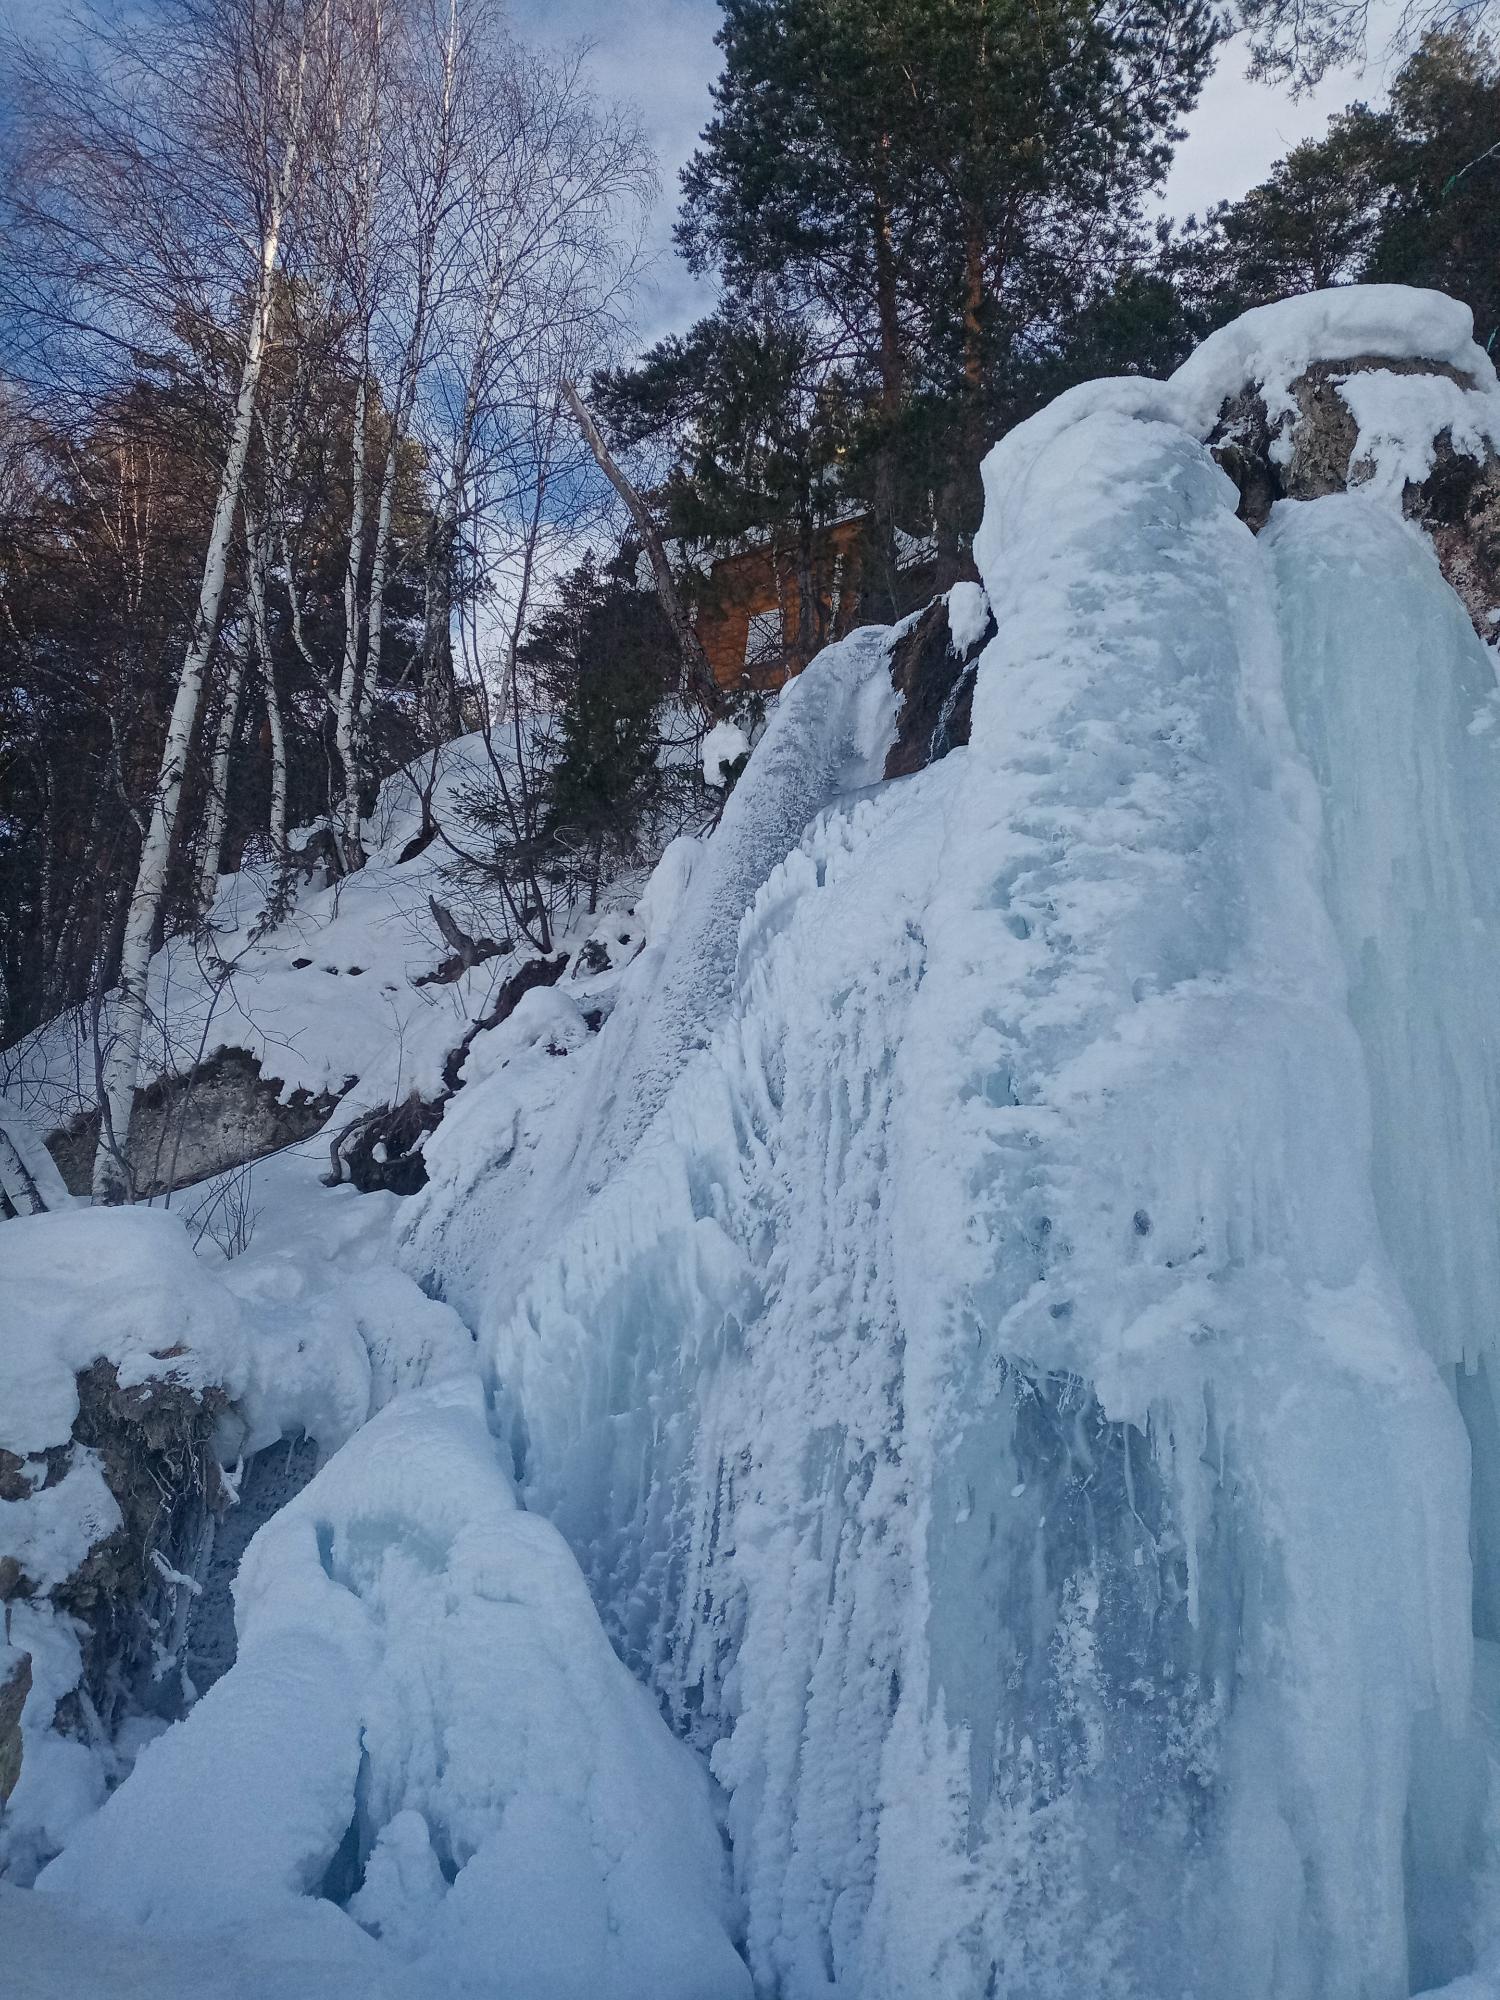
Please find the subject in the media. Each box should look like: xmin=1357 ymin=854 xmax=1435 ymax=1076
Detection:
xmin=2 ymin=735 xmax=540 ymax=1139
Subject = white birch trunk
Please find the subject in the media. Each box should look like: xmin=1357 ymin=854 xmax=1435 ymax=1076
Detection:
xmin=334 ymin=368 xmax=370 ymax=870
xmin=92 ymin=113 xmax=303 ymax=1202
xmin=419 ymin=482 xmax=460 ymax=741
xmin=193 ymin=635 xmax=250 ymax=914
xmin=361 ymin=434 xmax=399 ymax=735
xmin=245 ymin=514 xmax=289 ymax=874
xmin=363 ymin=0 xmax=456 ymax=741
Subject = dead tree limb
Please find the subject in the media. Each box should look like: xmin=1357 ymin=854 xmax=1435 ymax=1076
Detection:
xmin=561 ymin=379 xmax=723 ymax=718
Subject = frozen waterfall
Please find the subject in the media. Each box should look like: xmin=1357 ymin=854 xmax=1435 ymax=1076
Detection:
xmin=27 ymin=287 xmax=1500 ymax=1999
xmin=446 ymin=291 xmax=1500 ymax=1998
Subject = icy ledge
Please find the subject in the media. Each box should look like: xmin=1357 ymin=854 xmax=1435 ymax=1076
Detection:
xmin=978 ymin=285 xmax=1500 ymax=577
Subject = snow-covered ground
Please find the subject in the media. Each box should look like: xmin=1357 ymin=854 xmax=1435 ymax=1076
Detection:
xmin=10 ymin=286 xmax=1500 ymax=1997
xmin=3 ymin=735 xmax=546 ymax=1137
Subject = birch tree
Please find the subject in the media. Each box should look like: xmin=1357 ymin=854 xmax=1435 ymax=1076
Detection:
xmin=2 ymin=0 xmax=333 ymax=1198
xmin=410 ymin=35 xmax=654 ymax=751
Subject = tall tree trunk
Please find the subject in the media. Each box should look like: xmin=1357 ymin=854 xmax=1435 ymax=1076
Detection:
xmin=417 ymin=492 xmax=461 ymax=743
xmin=360 ymin=430 xmax=399 ymax=739
xmin=244 ymin=504 xmax=290 ymax=907
xmin=869 ymin=173 xmax=906 ymax=618
xmin=794 ymin=503 xmax=818 ymax=664
xmin=93 ymin=191 xmax=291 ymax=1203
xmin=363 ymin=6 xmax=452 ymax=749
xmin=334 ymin=368 xmax=370 ymax=870
xmin=961 ymin=206 xmax=985 ymax=400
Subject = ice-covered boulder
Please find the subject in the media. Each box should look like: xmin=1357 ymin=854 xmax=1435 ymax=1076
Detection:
xmin=0 ymin=1209 xmax=250 ymax=1881
xmin=1176 ymin=287 xmax=1500 ymax=632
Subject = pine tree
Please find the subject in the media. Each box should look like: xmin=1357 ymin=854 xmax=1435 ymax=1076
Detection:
xmin=679 ymin=0 xmax=1218 ymax=571
xmin=1364 ymin=31 xmax=1500 ymax=353
xmin=527 ymin=558 xmax=679 ymax=914
xmin=595 ymin=303 xmax=854 ymax=658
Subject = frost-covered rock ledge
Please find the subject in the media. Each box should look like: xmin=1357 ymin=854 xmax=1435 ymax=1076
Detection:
xmin=983 ymin=285 xmax=1500 ymax=631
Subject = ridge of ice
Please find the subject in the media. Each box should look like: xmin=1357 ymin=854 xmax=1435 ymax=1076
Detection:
xmin=470 ymin=380 xmax=1477 ymax=1995
xmin=974 ymin=286 xmax=1500 ymax=586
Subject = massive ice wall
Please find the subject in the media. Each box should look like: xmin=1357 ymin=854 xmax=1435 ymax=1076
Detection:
xmin=459 ymin=291 xmax=1500 ymax=1999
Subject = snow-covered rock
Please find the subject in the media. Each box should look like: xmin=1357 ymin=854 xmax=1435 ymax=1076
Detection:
xmin=702 ymin=719 xmax=750 ymax=787
xmin=38 ymin=1378 xmax=750 ymax=2000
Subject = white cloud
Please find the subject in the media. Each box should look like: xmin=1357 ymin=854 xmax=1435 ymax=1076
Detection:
xmin=509 ymin=0 xmax=722 ymax=344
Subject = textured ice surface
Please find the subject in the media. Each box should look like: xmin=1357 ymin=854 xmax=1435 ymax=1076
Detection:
xmin=471 ymin=391 xmax=1479 ymax=1997
xmin=14 ymin=287 xmax=1500 ymax=1998
xmin=400 ymin=621 xmax=901 ymax=1329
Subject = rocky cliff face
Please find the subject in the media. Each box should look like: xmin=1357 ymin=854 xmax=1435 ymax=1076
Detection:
xmin=45 ymin=1049 xmax=342 ymax=1201
xmin=0 ymin=1363 xmax=231 ymax=1860
xmin=1206 ymin=352 xmax=1500 ymax=631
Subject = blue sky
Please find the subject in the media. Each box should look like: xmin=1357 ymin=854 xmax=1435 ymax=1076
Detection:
xmin=4 ymin=0 xmax=1410 ymax=349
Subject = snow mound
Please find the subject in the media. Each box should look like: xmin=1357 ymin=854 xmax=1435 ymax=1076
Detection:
xmin=702 ymin=720 xmax=750 ymax=787
xmin=944 ymin=578 xmax=991 ymax=653
xmin=2 ymin=1208 xmax=250 ymax=1457
xmin=1168 ymin=282 xmax=1498 ymax=432
xmin=38 ymin=1377 xmax=749 ymax=2000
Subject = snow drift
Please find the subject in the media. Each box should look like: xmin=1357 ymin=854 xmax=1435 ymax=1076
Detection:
xmin=37 ymin=1377 xmax=749 ymax=2000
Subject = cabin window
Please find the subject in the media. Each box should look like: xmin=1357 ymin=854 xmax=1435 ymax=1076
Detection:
xmin=744 ymin=609 xmax=782 ymax=667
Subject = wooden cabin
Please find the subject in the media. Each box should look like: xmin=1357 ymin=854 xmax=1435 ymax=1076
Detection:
xmin=694 ymin=515 xmax=871 ymax=693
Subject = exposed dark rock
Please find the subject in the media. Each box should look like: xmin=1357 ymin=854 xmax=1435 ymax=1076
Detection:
xmin=884 ymin=595 xmax=994 ymax=781
xmin=2 ymin=1359 xmax=231 ymax=1777
xmin=1205 ymin=354 xmax=1500 ymax=633
xmin=45 ymin=1048 xmax=346 ymax=1201
xmin=440 ymin=951 xmax=570 ymax=1095
xmin=0 ymin=1653 xmax=31 ymax=1804
xmin=287 ymin=824 xmax=344 ymax=885
xmin=414 ymin=895 xmax=508 ymax=987
xmin=397 ymin=821 xmax=439 ymax=865
xmin=321 ymin=953 xmax=574 ymax=1195
xmin=325 ymin=1092 xmax=447 ymax=1196
xmin=59 ymin=1361 xmax=229 ymax=1724
xmin=181 ymin=1433 xmax=320 ymax=1697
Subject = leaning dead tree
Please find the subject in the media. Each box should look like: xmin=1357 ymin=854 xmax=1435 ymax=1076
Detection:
xmin=562 ymin=378 xmax=724 ymax=718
